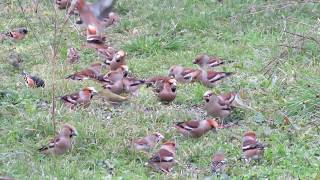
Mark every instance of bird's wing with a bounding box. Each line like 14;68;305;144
176;120;199;130
149;149;174;162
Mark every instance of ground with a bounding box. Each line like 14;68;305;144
0;0;320;179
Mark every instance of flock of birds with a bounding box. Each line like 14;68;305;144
1;0;267;176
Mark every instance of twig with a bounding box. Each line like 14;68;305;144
262;50;288;76
283;30;320;46
278;44;306;50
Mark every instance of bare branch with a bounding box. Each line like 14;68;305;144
283;30;320;46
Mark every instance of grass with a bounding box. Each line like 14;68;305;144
1;0;320;179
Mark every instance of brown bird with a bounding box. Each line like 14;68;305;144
2;28;28;41
145;76;172;88
8;52;23;68
66;62;104;80
55;0;71;9
242;131;266;163
22;71;45;88
67;47;80;64
132;132;164;151
105;50;127;71
98;68;142;96
104;12;120;26
193;54;226;68
75;0;116;34
175;119;219;138
157;78;177;103
168;65;200;83
96;64;128;85
60;87;98;109
196;69;233;87
97;45;116;61
39;123;78;155
148;141;177;173
86;25;106;45
203;91;237;125
122;77;145;96
102;79;124;94
75;0;104;33
211;152;227;174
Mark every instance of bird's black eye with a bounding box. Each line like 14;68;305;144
205;99;209;102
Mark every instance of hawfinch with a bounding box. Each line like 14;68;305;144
97;69;128;95
132;132;164;151
86;25;106;45
22;71;45;88
102;78;124;95
99;65;128;82
242;131;266;163
67;47;80;64
8;53;23;68
203;91;237;124
97;46;116;60
122;77;145;96
96;65;128;88
104;12;120;26
193;54;226;68
168;65;200;83
104;50;127;71
146;77;177;100
3;28;28;41
74;0;116;34
175;119;219;138
66;62;104;80
196;69;233;87
100;72;143;96
39;123;78;155
60;87;98;109
145;76;172;88
211;153;227;174
156;78;177;103
148;141;177;173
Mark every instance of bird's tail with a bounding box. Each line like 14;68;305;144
130;80;145;87
65;74;75;80
209;72;234;83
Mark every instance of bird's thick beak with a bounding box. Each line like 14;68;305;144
159;135;165;140
101;63;107;68
183;75;191;80
72;130;78;136
92;89;98;95
123;70;129;77
192;60;197;64
203;95;210;102
112;55;121;62
104;60;111;65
